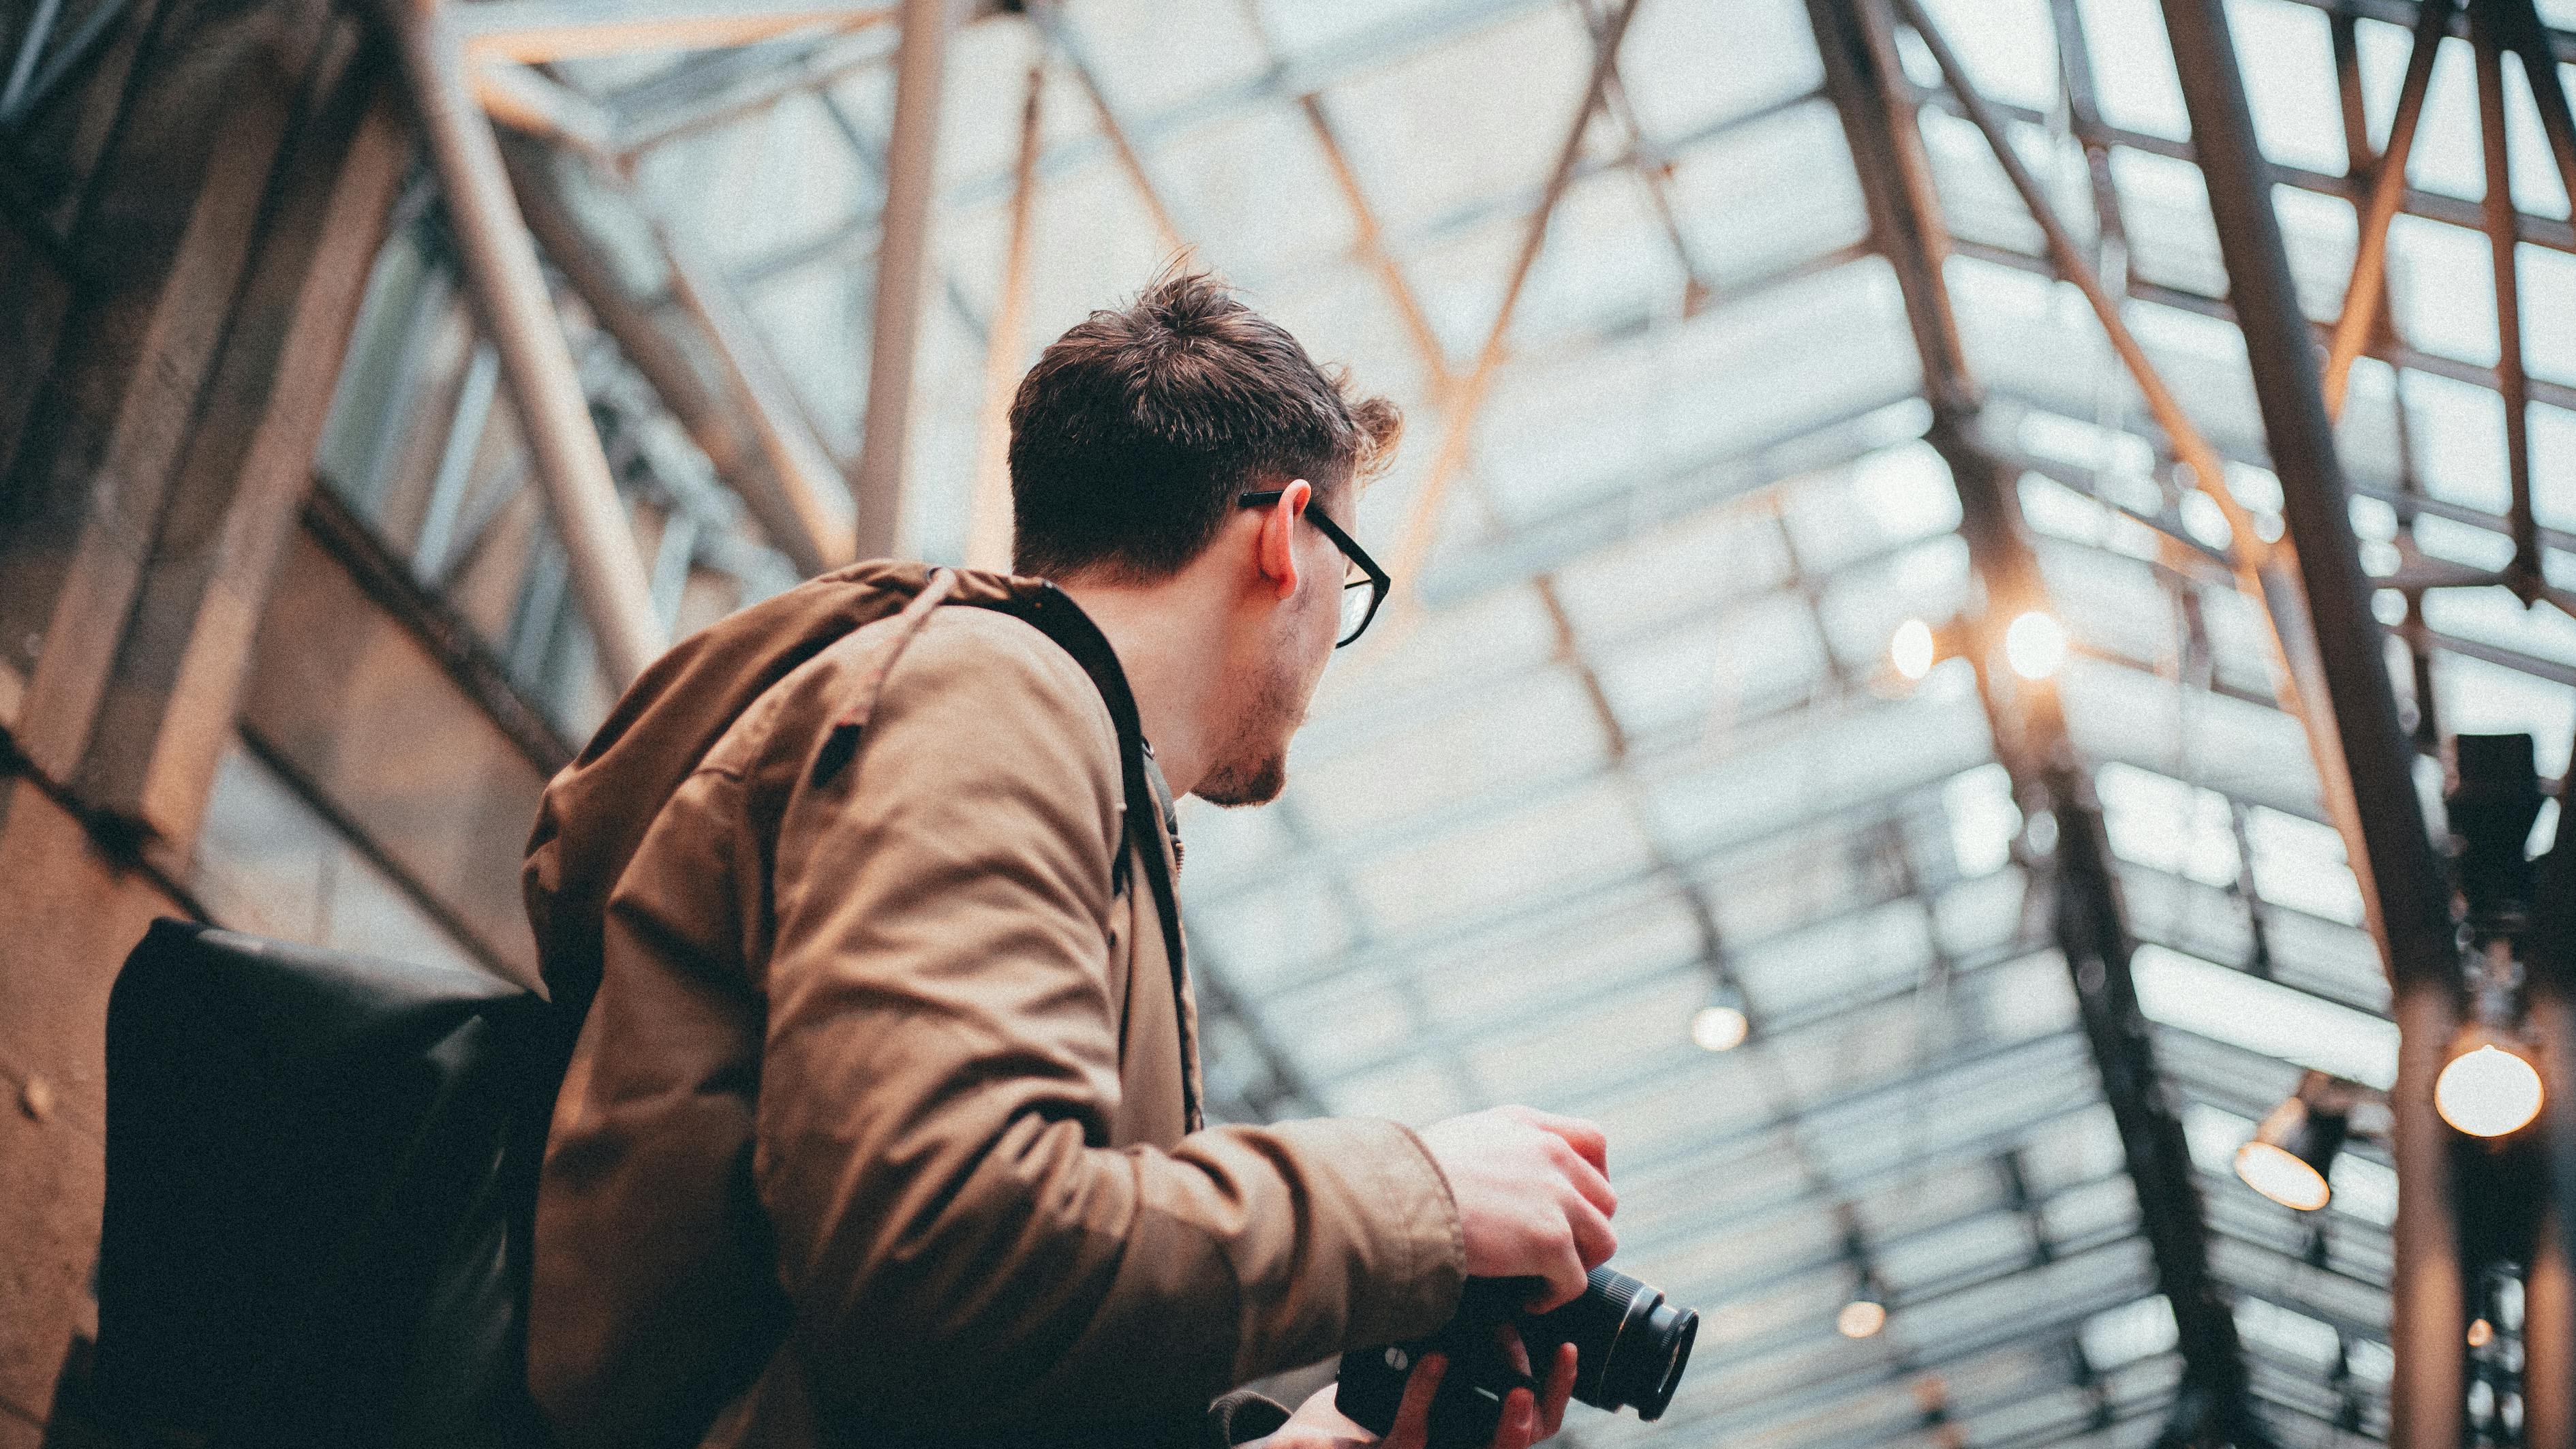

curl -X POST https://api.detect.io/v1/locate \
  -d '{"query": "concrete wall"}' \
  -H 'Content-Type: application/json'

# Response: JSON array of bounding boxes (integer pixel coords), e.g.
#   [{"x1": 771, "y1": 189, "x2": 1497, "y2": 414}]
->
[{"x1": 0, "y1": 0, "x2": 406, "y2": 1435}]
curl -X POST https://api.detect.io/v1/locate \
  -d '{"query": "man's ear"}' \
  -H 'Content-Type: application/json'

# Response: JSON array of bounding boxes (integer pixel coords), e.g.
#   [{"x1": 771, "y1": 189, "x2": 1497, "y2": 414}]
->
[{"x1": 1256, "y1": 479, "x2": 1311, "y2": 602}]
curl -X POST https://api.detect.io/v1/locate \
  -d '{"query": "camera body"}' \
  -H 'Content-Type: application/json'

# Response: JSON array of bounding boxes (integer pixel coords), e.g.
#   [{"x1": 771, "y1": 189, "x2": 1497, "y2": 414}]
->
[{"x1": 1336, "y1": 1268, "x2": 1697, "y2": 1449}]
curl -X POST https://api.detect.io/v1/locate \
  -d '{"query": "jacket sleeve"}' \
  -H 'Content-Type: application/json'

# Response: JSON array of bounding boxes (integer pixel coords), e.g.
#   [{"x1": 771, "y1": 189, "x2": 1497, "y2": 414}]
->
[{"x1": 750, "y1": 613, "x2": 1463, "y2": 1439}]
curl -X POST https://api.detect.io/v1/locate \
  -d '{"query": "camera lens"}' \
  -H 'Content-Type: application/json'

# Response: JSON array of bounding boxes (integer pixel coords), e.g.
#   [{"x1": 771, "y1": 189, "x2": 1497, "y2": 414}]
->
[{"x1": 1523, "y1": 1267, "x2": 1700, "y2": 1420}]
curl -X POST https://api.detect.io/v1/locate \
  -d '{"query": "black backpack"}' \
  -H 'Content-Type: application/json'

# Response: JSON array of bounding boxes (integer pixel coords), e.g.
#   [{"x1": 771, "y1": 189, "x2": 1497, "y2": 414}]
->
[
  {"x1": 88, "y1": 578, "x2": 1186, "y2": 1448},
  {"x1": 95, "y1": 919, "x2": 549, "y2": 1448}
]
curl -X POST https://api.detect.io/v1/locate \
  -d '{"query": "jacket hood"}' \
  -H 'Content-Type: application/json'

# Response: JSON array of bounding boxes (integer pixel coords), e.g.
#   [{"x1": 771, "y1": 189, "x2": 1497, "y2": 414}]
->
[{"x1": 522, "y1": 561, "x2": 1043, "y2": 1018}]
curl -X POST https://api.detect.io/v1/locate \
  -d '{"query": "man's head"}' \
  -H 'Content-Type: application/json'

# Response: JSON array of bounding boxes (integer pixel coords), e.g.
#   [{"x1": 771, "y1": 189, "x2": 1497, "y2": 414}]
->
[{"x1": 1009, "y1": 269, "x2": 1399, "y2": 806}]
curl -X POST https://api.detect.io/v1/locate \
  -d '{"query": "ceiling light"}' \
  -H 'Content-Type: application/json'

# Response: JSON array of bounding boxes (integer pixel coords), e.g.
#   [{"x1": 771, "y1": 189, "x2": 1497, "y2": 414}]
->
[
  {"x1": 2436, "y1": 1031, "x2": 2544, "y2": 1139},
  {"x1": 1837, "y1": 1298, "x2": 1888, "y2": 1339},
  {"x1": 2004, "y1": 610, "x2": 2066, "y2": 681},
  {"x1": 1890, "y1": 618, "x2": 1937, "y2": 681},
  {"x1": 2234, "y1": 1071, "x2": 2352, "y2": 1212},
  {"x1": 1691, "y1": 982, "x2": 1751, "y2": 1053}
]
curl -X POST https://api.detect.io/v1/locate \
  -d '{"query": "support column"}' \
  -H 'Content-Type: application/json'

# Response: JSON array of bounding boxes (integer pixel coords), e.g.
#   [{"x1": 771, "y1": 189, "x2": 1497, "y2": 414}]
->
[
  {"x1": 848, "y1": 0, "x2": 953, "y2": 562},
  {"x1": 0, "y1": 3, "x2": 408, "y2": 1435},
  {"x1": 2156, "y1": 8, "x2": 2468, "y2": 1448},
  {"x1": 76, "y1": 76, "x2": 412, "y2": 855}
]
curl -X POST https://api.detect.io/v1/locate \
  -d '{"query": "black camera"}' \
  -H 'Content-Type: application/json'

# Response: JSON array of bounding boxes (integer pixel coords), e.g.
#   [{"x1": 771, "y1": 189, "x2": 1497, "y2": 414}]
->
[{"x1": 1336, "y1": 1267, "x2": 1698, "y2": 1448}]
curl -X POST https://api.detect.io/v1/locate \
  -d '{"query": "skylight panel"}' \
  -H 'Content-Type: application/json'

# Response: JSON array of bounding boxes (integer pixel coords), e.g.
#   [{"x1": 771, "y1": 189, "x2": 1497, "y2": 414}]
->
[
  {"x1": 1510, "y1": 168, "x2": 1692, "y2": 348},
  {"x1": 2229, "y1": 0, "x2": 2350, "y2": 177},
  {"x1": 1653, "y1": 690, "x2": 1995, "y2": 857},
  {"x1": 1912, "y1": 0, "x2": 2061, "y2": 110},
  {"x1": 2434, "y1": 653, "x2": 2576, "y2": 776},
  {"x1": 1317, "y1": 2, "x2": 1593, "y2": 237},
  {"x1": 2328, "y1": 1153, "x2": 2399, "y2": 1228},
  {"x1": 1409, "y1": 876, "x2": 1700, "y2": 1008},
  {"x1": 2425, "y1": 584, "x2": 2576, "y2": 671},
  {"x1": 1059, "y1": 0, "x2": 1269, "y2": 115},
  {"x1": 1730, "y1": 896, "x2": 1935, "y2": 1020},
  {"x1": 1705, "y1": 589, "x2": 1830, "y2": 729},
  {"x1": 1614, "y1": 0, "x2": 1822, "y2": 144},
  {"x1": 1959, "y1": 945, "x2": 2079, "y2": 1046},
  {"x1": 2135, "y1": 945, "x2": 2397, "y2": 1087},
  {"x1": 1932, "y1": 865, "x2": 2033, "y2": 957},
  {"x1": 1351, "y1": 776, "x2": 1650, "y2": 936},
  {"x1": 1270, "y1": 975, "x2": 1420, "y2": 1082},
  {"x1": 2391, "y1": 215, "x2": 2506, "y2": 371},
  {"x1": 1153, "y1": 104, "x2": 1355, "y2": 280},
  {"x1": 1595, "y1": 620, "x2": 1728, "y2": 742},
  {"x1": 2083, "y1": 1296, "x2": 2183, "y2": 1371},
  {"x1": 1288, "y1": 665, "x2": 1608, "y2": 840},
  {"x1": 1875, "y1": 1210, "x2": 2047, "y2": 1296},
  {"x1": 2041, "y1": 1174, "x2": 2146, "y2": 1249},
  {"x1": 1668, "y1": 100, "x2": 1871, "y2": 288},
  {"x1": 1546, "y1": 497, "x2": 1796, "y2": 641},
  {"x1": 2074, "y1": 0, "x2": 2191, "y2": 139},
  {"x1": 1465, "y1": 970, "x2": 1711, "y2": 1106},
  {"x1": 1322, "y1": 1056, "x2": 1469, "y2": 1127},
  {"x1": 1943, "y1": 763, "x2": 2022, "y2": 879},
  {"x1": 1816, "y1": 536, "x2": 1973, "y2": 673},
  {"x1": 2236, "y1": 1296, "x2": 2344, "y2": 1375},
  {"x1": 1182, "y1": 870, "x2": 1357, "y2": 996},
  {"x1": 2096, "y1": 761, "x2": 2243, "y2": 890}
]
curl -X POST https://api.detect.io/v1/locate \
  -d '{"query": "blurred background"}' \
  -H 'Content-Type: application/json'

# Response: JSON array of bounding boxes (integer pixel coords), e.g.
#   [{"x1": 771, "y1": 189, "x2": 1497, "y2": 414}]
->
[{"x1": 4, "y1": 0, "x2": 2575, "y2": 1445}]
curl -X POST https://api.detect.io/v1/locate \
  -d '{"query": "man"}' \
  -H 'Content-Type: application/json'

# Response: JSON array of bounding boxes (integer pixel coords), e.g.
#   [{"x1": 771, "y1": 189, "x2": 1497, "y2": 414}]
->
[{"x1": 521, "y1": 271, "x2": 1619, "y2": 1449}]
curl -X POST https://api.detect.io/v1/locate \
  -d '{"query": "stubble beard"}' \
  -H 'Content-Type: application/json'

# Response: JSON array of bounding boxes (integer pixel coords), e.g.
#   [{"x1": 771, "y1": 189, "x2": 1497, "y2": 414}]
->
[{"x1": 1193, "y1": 650, "x2": 1304, "y2": 808}]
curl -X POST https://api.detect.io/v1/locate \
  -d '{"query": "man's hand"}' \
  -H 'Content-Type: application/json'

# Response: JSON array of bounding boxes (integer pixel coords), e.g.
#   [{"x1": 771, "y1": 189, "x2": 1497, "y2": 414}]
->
[
  {"x1": 1417, "y1": 1106, "x2": 1616, "y2": 1311},
  {"x1": 1263, "y1": 1339, "x2": 1580, "y2": 1448}
]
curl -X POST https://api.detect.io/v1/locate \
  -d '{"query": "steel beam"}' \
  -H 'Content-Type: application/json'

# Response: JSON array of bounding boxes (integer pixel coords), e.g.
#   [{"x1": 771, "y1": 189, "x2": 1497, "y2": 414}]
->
[
  {"x1": 653, "y1": 215, "x2": 856, "y2": 572},
  {"x1": 1379, "y1": 0, "x2": 1644, "y2": 592},
  {"x1": 449, "y1": 0, "x2": 891, "y2": 64},
  {"x1": 378, "y1": 0, "x2": 668, "y2": 688},
  {"x1": 2470, "y1": 0, "x2": 2541, "y2": 598},
  {"x1": 848, "y1": 0, "x2": 950, "y2": 562},
  {"x1": 1806, "y1": 3, "x2": 2263, "y2": 1442},
  {"x1": 502, "y1": 139, "x2": 831, "y2": 578},
  {"x1": 2155, "y1": 5, "x2": 2466, "y2": 1447},
  {"x1": 1024, "y1": 3, "x2": 1184, "y2": 254},
  {"x1": 2323, "y1": 0, "x2": 2454, "y2": 418}
]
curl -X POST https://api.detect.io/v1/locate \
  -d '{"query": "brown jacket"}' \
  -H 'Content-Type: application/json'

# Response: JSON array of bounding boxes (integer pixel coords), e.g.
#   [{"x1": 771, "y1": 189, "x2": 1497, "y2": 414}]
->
[{"x1": 522, "y1": 564, "x2": 1463, "y2": 1449}]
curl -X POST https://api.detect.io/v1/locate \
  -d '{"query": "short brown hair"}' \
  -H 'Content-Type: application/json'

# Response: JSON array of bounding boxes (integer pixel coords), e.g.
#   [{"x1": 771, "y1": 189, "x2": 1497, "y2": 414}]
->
[{"x1": 1008, "y1": 269, "x2": 1400, "y2": 582}]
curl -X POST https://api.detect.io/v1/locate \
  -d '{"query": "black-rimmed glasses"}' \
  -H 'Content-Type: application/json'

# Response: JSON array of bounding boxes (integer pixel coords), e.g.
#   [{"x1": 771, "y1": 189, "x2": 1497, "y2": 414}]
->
[{"x1": 1239, "y1": 489, "x2": 1391, "y2": 647}]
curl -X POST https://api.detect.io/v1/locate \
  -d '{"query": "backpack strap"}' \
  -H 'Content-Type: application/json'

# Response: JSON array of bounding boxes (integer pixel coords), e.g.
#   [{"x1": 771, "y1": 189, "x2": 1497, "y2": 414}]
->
[
  {"x1": 806, "y1": 572, "x2": 1201, "y2": 1133},
  {"x1": 809, "y1": 567, "x2": 959, "y2": 785},
  {"x1": 1005, "y1": 584, "x2": 1203, "y2": 1134}
]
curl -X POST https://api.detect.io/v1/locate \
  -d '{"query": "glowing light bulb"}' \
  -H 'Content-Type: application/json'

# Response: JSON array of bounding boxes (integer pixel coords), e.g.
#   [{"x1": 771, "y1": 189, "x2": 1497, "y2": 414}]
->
[
  {"x1": 1890, "y1": 618, "x2": 1937, "y2": 682},
  {"x1": 1691, "y1": 1004, "x2": 1750, "y2": 1052},
  {"x1": 2469, "y1": 1318, "x2": 2496, "y2": 1349},
  {"x1": 1837, "y1": 1299, "x2": 1888, "y2": 1339},
  {"x1": 2233, "y1": 1140, "x2": 2331, "y2": 1212},
  {"x1": 2436, "y1": 1043, "x2": 2544, "y2": 1138},
  {"x1": 2004, "y1": 611, "x2": 2066, "y2": 681}
]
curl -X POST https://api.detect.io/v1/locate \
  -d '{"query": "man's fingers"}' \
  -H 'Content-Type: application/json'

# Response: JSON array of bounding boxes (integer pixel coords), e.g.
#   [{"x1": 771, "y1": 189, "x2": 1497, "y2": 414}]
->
[
  {"x1": 1569, "y1": 1195, "x2": 1618, "y2": 1272},
  {"x1": 1544, "y1": 1136, "x2": 1619, "y2": 1219},
  {"x1": 1388, "y1": 1352, "x2": 1447, "y2": 1448},
  {"x1": 1527, "y1": 1244, "x2": 1589, "y2": 1313},
  {"x1": 1539, "y1": 1342, "x2": 1578, "y2": 1439},
  {"x1": 1491, "y1": 1387, "x2": 1539, "y2": 1449},
  {"x1": 1525, "y1": 1110, "x2": 1609, "y2": 1176}
]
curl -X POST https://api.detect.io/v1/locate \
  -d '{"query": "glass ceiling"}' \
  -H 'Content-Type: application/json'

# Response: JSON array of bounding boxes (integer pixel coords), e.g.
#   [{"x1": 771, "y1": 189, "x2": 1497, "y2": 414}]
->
[{"x1": 310, "y1": 0, "x2": 2576, "y2": 1444}]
